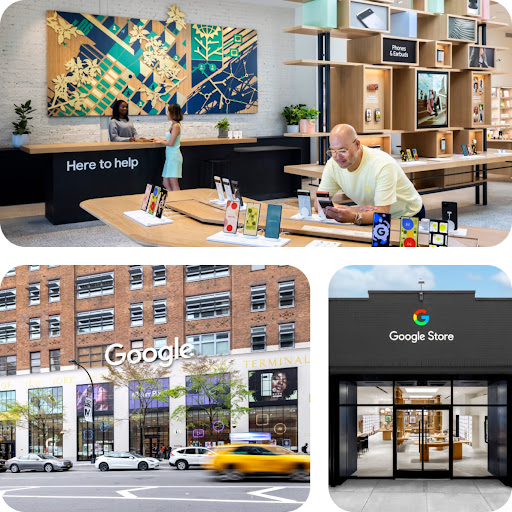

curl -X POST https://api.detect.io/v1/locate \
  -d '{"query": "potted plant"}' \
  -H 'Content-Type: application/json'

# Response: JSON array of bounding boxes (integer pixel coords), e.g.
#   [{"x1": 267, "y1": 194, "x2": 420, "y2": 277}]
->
[
  {"x1": 12, "y1": 100, "x2": 36, "y2": 148},
  {"x1": 298, "y1": 106, "x2": 320, "y2": 134},
  {"x1": 281, "y1": 104, "x2": 305, "y2": 133},
  {"x1": 216, "y1": 118, "x2": 230, "y2": 138}
]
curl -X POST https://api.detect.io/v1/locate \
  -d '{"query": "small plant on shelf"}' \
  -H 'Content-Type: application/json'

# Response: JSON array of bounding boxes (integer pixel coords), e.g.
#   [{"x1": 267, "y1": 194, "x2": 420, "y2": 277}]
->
[
  {"x1": 215, "y1": 118, "x2": 230, "y2": 138},
  {"x1": 297, "y1": 105, "x2": 320, "y2": 134},
  {"x1": 281, "y1": 104, "x2": 305, "y2": 133},
  {"x1": 12, "y1": 100, "x2": 36, "y2": 148}
]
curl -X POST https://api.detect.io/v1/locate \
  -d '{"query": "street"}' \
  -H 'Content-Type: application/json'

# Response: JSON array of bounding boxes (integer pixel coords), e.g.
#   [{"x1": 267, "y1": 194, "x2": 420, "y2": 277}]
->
[{"x1": 0, "y1": 463, "x2": 309, "y2": 512}]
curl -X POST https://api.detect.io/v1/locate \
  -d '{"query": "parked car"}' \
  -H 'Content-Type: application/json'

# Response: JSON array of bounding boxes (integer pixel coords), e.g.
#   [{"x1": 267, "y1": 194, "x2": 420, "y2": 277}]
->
[
  {"x1": 95, "y1": 452, "x2": 159, "y2": 471},
  {"x1": 7, "y1": 454, "x2": 73, "y2": 473},
  {"x1": 169, "y1": 447, "x2": 216, "y2": 470},
  {"x1": 210, "y1": 444, "x2": 310, "y2": 481}
]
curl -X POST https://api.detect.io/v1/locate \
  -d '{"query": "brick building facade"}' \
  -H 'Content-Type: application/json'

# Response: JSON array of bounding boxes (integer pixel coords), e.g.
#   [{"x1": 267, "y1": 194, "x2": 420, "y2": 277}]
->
[{"x1": 0, "y1": 265, "x2": 310, "y2": 460}]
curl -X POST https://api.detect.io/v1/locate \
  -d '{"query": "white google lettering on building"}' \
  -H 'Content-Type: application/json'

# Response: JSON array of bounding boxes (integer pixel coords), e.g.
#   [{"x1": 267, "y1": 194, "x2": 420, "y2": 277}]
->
[{"x1": 105, "y1": 337, "x2": 194, "y2": 368}]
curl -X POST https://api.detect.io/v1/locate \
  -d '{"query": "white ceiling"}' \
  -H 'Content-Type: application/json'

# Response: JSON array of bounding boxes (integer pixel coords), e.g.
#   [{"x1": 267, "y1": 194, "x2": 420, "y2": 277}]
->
[{"x1": 232, "y1": 0, "x2": 297, "y2": 7}]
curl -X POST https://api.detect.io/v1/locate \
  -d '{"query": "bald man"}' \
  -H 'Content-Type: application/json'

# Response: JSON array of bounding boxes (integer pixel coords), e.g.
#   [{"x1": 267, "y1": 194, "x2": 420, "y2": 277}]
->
[{"x1": 318, "y1": 124, "x2": 424, "y2": 225}]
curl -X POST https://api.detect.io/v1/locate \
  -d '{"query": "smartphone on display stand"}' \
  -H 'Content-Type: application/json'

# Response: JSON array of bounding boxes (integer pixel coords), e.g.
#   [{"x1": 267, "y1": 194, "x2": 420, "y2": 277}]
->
[
  {"x1": 442, "y1": 201, "x2": 458, "y2": 231},
  {"x1": 318, "y1": 198, "x2": 334, "y2": 220},
  {"x1": 356, "y1": 8, "x2": 385, "y2": 30},
  {"x1": 243, "y1": 202, "x2": 261, "y2": 236},
  {"x1": 222, "y1": 178, "x2": 234, "y2": 201},
  {"x1": 147, "y1": 186, "x2": 160, "y2": 215},
  {"x1": 399, "y1": 217, "x2": 419, "y2": 247},
  {"x1": 265, "y1": 204, "x2": 282, "y2": 239},
  {"x1": 372, "y1": 212, "x2": 391, "y2": 247},
  {"x1": 223, "y1": 200, "x2": 240, "y2": 234},
  {"x1": 213, "y1": 176, "x2": 225, "y2": 202},
  {"x1": 155, "y1": 189, "x2": 168, "y2": 219},
  {"x1": 141, "y1": 184, "x2": 153, "y2": 211},
  {"x1": 230, "y1": 180, "x2": 244, "y2": 207},
  {"x1": 316, "y1": 191, "x2": 330, "y2": 219},
  {"x1": 297, "y1": 189, "x2": 312, "y2": 217}
]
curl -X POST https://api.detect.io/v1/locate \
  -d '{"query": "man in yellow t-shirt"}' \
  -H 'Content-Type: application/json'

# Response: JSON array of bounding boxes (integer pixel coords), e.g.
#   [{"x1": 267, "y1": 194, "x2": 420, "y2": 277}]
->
[{"x1": 318, "y1": 124, "x2": 424, "y2": 225}]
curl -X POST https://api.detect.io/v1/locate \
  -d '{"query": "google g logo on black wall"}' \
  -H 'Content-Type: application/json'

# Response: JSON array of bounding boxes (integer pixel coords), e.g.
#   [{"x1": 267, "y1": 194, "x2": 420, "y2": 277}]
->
[{"x1": 413, "y1": 309, "x2": 430, "y2": 326}]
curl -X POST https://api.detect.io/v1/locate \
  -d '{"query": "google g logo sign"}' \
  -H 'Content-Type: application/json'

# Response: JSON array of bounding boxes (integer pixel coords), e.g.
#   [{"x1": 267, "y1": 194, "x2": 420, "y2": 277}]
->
[{"x1": 413, "y1": 309, "x2": 429, "y2": 326}]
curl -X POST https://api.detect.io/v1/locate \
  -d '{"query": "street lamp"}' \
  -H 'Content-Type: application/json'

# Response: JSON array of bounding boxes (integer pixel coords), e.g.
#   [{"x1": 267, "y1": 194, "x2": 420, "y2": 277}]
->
[
  {"x1": 69, "y1": 359, "x2": 95, "y2": 463},
  {"x1": 418, "y1": 277, "x2": 425, "y2": 302}
]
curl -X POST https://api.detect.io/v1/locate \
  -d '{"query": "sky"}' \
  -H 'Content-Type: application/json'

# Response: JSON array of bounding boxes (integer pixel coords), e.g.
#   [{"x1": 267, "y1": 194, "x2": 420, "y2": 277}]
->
[{"x1": 329, "y1": 266, "x2": 512, "y2": 298}]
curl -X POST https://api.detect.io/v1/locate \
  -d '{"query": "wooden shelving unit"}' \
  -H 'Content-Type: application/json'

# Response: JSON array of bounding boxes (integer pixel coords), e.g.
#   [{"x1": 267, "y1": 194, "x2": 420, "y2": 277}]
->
[
  {"x1": 453, "y1": 128, "x2": 484, "y2": 153},
  {"x1": 450, "y1": 70, "x2": 492, "y2": 128},
  {"x1": 489, "y1": 86, "x2": 512, "y2": 139},
  {"x1": 348, "y1": 34, "x2": 420, "y2": 66},
  {"x1": 419, "y1": 40, "x2": 453, "y2": 68},
  {"x1": 331, "y1": 64, "x2": 393, "y2": 133},
  {"x1": 401, "y1": 130, "x2": 454, "y2": 157}
]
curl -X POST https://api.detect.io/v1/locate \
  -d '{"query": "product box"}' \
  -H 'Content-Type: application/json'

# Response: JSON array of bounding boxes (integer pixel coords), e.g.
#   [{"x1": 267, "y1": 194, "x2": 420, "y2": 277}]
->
[
  {"x1": 303, "y1": 0, "x2": 337, "y2": 28},
  {"x1": 389, "y1": 11, "x2": 417, "y2": 38}
]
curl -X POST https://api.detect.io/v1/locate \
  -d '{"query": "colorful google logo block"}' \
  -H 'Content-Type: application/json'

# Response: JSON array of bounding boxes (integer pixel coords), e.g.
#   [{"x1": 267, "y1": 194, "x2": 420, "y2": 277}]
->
[{"x1": 413, "y1": 309, "x2": 430, "y2": 326}]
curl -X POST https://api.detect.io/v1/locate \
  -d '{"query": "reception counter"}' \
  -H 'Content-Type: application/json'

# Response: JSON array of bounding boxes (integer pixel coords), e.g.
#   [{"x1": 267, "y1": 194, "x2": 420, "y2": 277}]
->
[{"x1": 19, "y1": 136, "x2": 308, "y2": 224}]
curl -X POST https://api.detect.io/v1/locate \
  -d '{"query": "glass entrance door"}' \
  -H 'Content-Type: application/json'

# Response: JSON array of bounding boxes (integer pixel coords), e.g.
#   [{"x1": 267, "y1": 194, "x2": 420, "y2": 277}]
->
[{"x1": 394, "y1": 406, "x2": 452, "y2": 478}]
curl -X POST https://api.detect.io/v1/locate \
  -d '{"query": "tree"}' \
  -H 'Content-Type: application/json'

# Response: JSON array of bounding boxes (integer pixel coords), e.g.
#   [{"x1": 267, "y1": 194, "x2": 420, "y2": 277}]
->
[
  {"x1": 103, "y1": 360, "x2": 169, "y2": 456},
  {"x1": 155, "y1": 356, "x2": 253, "y2": 444},
  {"x1": 0, "y1": 388, "x2": 65, "y2": 456}
]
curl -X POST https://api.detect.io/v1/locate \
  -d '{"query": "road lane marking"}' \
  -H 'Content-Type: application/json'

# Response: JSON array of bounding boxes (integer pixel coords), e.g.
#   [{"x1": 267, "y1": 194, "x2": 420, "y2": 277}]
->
[
  {"x1": 247, "y1": 487, "x2": 301, "y2": 504},
  {"x1": 2, "y1": 494, "x2": 305, "y2": 504},
  {"x1": 117, "y1": 486, "x2": 159, "y2": 499},
  {"x1": 0, "y1": 485, "x2": 309, "y2": 488},
  {"x1": 0, "y1": 487, "x2": 39, "y2": 512}
]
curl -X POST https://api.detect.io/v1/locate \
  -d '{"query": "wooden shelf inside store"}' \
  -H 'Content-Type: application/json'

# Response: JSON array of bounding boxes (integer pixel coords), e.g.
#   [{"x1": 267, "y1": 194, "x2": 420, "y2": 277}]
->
[{"x1": 284, "y1": 25, "x2": 386, "y2": 39}]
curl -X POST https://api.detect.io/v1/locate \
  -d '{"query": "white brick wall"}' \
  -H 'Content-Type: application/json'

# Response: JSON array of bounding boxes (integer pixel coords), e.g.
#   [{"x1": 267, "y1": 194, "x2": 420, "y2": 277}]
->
[{"x1": 0, "y1": 0, "x2": 300, "y2": 144}]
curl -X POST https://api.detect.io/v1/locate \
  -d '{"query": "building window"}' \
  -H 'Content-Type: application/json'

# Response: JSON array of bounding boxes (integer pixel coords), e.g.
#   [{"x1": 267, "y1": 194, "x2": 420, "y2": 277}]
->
[
  {"x1": 77, "y1": 345, "x2": 108, "y2": 368},
  {"x1": 279, "y1": 323, "x2": 295, "y2": 349},
  {"x1": 29, "y1": 318, "x2": 41, "y2": 340},
  {"x1": 130, "y1": 303, "x2": 143, "y2": 327},
  {"x1": 251, "y1": 326, "x2": 267, "y2": 351},
  {"x1": 131, "y1": 340, "x2": 144, "y2": 352},
  {"x1": 251, "y1": 285, "x2": 266, "y2": 312},
  {"x1": 186, "y1": 332, "x2": 230, "y2": 356},
  {"x1": 48, "y1": 315, "x2": 61, "y2": 337},
  {"x1": 153, "y1": 265, "x2": 166, "y2": 286},
  {"x1": 251, "y1": 265, "x2": 265, "y2": 271},
  {"x1": 5, "y1": 268, "x2": 16, "y2": 277},
  {"x1": 50, "y1": 350, "x2": 60, "y2": 371},
  {"x1": 30, "y1": 352, "x2": 41, "y2": 373},
  {"x1": 48, "y1": 280, "x2": 60, "y2": 302},
  {"x1": 76, "y1": 272, "x2": 114, "y2": 298},
  {"x1": 185, "y1": 265, "x2": 230, "y2": 282},
  {"x1": 48, "y1": 265, "x2": 60, "y2": 268},
  {"x1": 186, "y1": 292, "x2": 230, "y2": 320},
  {"x1": 0, "y1": 323, "x2": 16, "y2": 344},
  {"x1": 28, "y1": 283, "x2": 40, "y2": 305},
  {"x1": 129, "y1": 266, "x2": 143, "y2": 290},
  {"x1": 28, "y1": 387, "x2": 63, "y2": 456},
  {"x1": 153, "y1": 300, "x2": 167, "y2": 324},
  {"x1": 0, "y1": 356, "x2": 16, "y2": 376},
  {"x1": 0, "y1": 289, "x2": 16, "y2": 311},
  {"x1": 29, "y1": 265, "x2": 40, "y2": 272},
  {"x1": 279, "y1": 281, "x2": 295, "y2": 308},
  {"x1": 154, "y1": 337, "x2": 167, "y2": 350},
  {"x1": 77, "y1": 308, "x2": 114, "y2": 334}
]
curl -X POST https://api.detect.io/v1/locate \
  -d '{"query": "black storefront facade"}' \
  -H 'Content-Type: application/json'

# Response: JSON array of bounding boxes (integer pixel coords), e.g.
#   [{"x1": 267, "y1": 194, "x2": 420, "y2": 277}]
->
[{"x1": 329, "y1": 291, "x2": 512, "y2": 487}]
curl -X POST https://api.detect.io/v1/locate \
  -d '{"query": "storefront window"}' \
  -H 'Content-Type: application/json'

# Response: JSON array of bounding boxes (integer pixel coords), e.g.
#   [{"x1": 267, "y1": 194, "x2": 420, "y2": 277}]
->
[
  {"x1": 28, "y1": 387, "x2": 63, "y2": 457},
  {"x1": 249, "y1": 405, "x2": 298, "y2": 451},
  {"x1": 0, "y1": 391, "x2": 16, "y2": 460},
  {"x1": 129, "y1": 410, "x2": 169, "y2": 457},
  {"x1": 357, "y1": 381, "x2": 393, "y2": 404},
  {"x1": 76, "y1": 383, "x2": 114, "y2": 461},
  {"x1": 395, "y1": 380, "x2": 451, "y2": 405},
  {"x1": 186, "y1": 409, "x2": 230, "y2": 447}
]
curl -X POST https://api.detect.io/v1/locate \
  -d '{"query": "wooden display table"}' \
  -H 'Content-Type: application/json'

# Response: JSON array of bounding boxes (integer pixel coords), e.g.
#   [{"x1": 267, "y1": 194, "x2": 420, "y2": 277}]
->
[
  {"x1": 413, "y1": 440, "x2": 470, "y2": 461},
  {"x1": 80, "y1": 189, "x2": 508, "y2": 247},
  {"x1": 284, "y1": 149, "x2": 512, "y2": 206},
  {"x1": 382, "y1": 429, "x2": 393, "y2": 441}
]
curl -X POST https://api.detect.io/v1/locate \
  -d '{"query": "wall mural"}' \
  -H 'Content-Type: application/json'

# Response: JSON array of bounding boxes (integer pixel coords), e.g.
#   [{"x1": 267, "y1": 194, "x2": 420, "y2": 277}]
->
[{"x1": 46, "y1": 5, "x2": 258, "y2": 117}]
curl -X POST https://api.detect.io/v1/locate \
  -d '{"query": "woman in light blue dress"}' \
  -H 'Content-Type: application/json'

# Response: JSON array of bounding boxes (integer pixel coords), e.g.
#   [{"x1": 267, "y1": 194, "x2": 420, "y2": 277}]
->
[{"x1": 154, "y1": 104, "x2": 183, "y2": 191}]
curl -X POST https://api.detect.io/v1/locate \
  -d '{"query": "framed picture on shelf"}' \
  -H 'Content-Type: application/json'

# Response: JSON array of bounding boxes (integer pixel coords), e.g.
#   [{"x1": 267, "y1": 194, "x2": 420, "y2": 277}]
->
[
  {"x1": 448, "y1": 16, "x2": 476, "y2": 41},
  {"x1": 350, "y1": 1, "x2": 389, "y2": 31},
  {"x1": 469, "y1": 46, "x2": 495, "y2": 69},
  {"x1": 467, "y1": 0, "x2": 480, "y2": 16},
  {"x1": 409, "y1": 415, "x2": 417, "y2": 423},
  {"x1": 417, "y1": 71, "x2": 449, "y2": 129}
]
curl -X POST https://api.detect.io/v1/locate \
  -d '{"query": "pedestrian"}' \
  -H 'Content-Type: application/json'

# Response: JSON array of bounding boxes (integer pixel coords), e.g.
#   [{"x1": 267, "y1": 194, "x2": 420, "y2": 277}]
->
[
  {"x1": 301, "y1": 443, "x2": 308, "y2": 454},
  {"x1": 167, "y1": 446, "x2": 172, "y2": 459},
  {"x1": 161, "y1": 445, "x2": 166, "y2": 460}
]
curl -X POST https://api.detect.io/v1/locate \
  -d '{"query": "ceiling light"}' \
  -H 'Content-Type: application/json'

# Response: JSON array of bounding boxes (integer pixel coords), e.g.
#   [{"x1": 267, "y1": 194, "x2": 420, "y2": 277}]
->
[{"x1": 404, "y1": 387, "x2": 438, "y2": 393}]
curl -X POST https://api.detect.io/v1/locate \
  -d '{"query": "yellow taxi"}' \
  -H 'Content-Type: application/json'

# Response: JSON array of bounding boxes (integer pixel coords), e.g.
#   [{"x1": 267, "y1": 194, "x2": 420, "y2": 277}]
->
[{"x1": 210, "y1": 444, "x2": 310, "y2": 481}]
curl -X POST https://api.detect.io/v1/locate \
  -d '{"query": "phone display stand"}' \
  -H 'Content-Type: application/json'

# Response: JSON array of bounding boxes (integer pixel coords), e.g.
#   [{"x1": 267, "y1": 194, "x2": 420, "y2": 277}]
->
[
  {"x1": 124, "y1": 210, "x2": 174, "y2": 227},
  {"x1": 207, "y1": 231, "x2": 290, "y2": 247},
  {"x1": 419, "y1": 224, "x2": 467, "y2": 237},
  {"x1": 209, "y1": 198, "x2": 227, "y2": 207},
  {"x1": 306, "y1": 240, "x2": 342, "y2": 247},
  {"x1": 290, "y1": 212, "x2": 349, "y2": 225}
]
